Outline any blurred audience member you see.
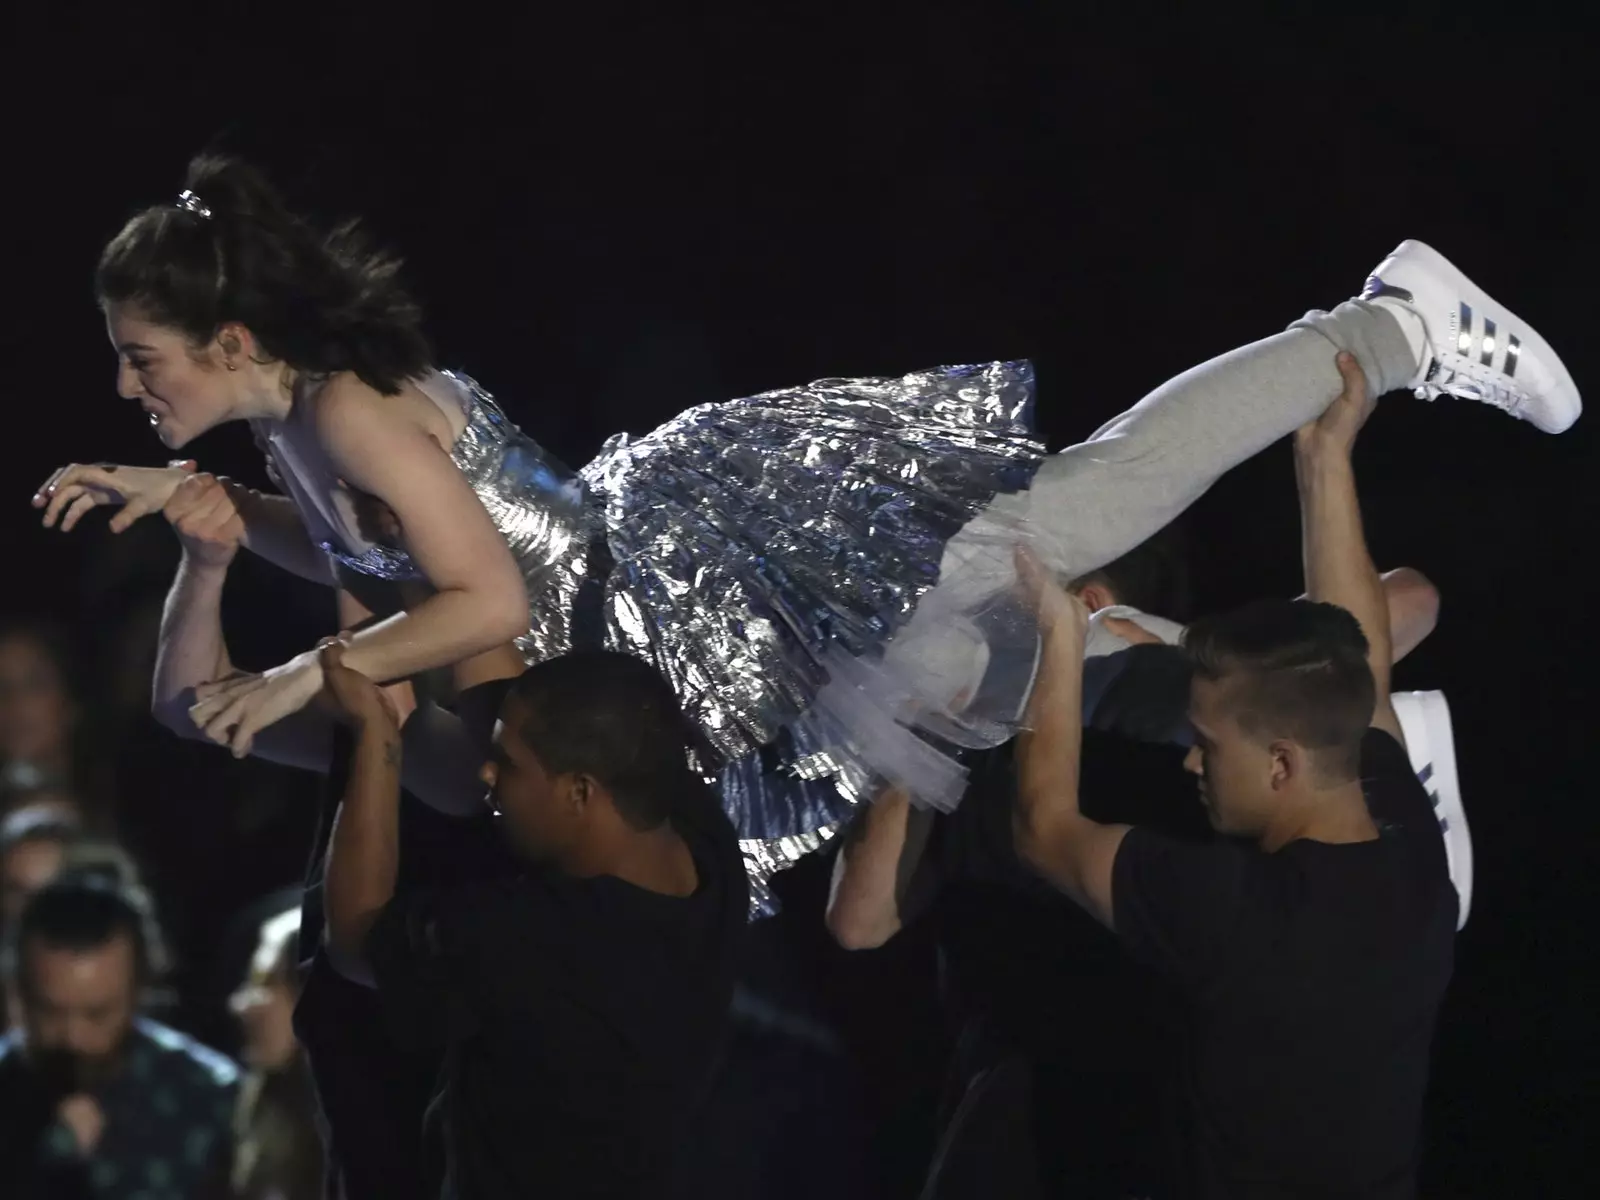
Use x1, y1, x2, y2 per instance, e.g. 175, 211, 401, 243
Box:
0, 621, 81, 782
0, 621, 110, 830
2, 808, 82, 927
1, 808, 85, 1029
230, 905, 322, 1200
0, 871, 238, 1198
1, 766, 85, 825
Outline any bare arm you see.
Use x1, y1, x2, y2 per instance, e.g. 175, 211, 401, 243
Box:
153, 554, 232, 711
1289, 567, 1438, 665
151, 477, 484, 811
825, 787, 938, 950
322, 704, 403, 988
221, 482, 336, 586
1295, 354, 1402, 743
150, 475, 335, 770
1012, 554, 1130, 928
1380, 567, 1439, 663
312, 380, 529, 685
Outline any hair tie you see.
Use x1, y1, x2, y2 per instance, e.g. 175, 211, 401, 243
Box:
176, 189, 213, 219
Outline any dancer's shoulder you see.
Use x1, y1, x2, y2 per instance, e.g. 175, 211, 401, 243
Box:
308, 371, 455, 461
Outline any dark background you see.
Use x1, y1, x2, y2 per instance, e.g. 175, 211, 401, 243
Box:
3, 9, 1593, 1195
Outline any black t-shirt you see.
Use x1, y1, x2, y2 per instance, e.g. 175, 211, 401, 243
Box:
1112, 728, 1457, 1198
294, 682, 517, 1200
366, 780, 748, 1200
934, 735, 1200, 1057
931, 734, 1199, 1197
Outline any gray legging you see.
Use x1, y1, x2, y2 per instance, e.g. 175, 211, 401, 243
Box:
958, 297, 1416, 588
886, 298, 1420, 716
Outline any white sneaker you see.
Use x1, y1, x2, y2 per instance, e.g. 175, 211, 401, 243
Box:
1391, 690, 1473, 930
1363, 240, 1581, 434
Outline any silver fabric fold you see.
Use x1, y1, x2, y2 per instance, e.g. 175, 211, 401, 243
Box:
316, 363, 1046, 916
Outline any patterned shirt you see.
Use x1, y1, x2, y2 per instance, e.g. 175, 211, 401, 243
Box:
0, 1018, 240, 1199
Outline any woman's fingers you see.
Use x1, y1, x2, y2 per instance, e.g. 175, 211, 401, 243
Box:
107, 497, 153, 535
33, 465, 72, 506
41, 484, 82, 527
191, 675, 260, 723
199, 692, 255, 746
59, 493, 101, 533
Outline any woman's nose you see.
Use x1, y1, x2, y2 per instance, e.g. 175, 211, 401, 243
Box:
116, 361, 143, 401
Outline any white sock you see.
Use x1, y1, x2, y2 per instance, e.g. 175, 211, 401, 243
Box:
1368, 295, 1432, 383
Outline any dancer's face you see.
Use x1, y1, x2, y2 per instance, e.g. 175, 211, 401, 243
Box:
105, 304, 243, 449
1183, 676, 1281, 837
480, 697, 585, 864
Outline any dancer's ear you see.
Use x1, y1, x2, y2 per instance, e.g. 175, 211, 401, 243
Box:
1076, 580, 1117, 614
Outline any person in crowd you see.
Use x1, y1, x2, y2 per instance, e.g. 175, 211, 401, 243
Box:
2, 807, 83, 928
1, 767, 86, 825
229, 903, 323, 1200
319, 641, 747, 1198
1008, 352, 1458, 1195
0, 621, 111, 828
0, 871, 239, 1198
2, 808, 85, 1030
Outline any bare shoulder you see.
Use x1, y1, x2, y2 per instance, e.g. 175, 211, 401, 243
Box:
308, 373, 425, 439
308, 374, 457, 454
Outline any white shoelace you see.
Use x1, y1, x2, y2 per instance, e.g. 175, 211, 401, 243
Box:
1416, 358, 1527, 418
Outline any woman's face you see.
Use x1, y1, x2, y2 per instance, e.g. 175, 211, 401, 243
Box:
231, 967, 299, 1071
0, 634, 74, 766
105, 304, 238, 449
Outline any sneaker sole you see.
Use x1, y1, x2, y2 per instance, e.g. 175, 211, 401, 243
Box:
1377, 239, 1580, 434
1391, 689, 1472, 930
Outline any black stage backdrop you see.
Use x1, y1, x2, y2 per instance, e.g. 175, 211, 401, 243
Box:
3, 9, 1593, 1196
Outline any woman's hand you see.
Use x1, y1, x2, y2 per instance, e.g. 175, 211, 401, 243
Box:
317, 639, 401, 733
35, 460, 197, 533
190, 650, 326, 759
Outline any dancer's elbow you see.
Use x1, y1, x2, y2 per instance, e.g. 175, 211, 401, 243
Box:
1382, 566, 1442, 661
324, 936, 376, 989
485, 602, 530, 648
151, 694, 203, 741
826, 901, 900, 952
474, 577, 530, 648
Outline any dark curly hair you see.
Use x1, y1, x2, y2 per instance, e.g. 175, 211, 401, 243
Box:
96, 154, 432, 395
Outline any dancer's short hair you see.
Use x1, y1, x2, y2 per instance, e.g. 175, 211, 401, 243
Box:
97, 154, 432, 395
1182, 599, 1376, 783
1071, 522, 1192, 620
507, 651, 711, 831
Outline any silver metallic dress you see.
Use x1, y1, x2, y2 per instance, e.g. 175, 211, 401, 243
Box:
297, 364, 1047, 914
